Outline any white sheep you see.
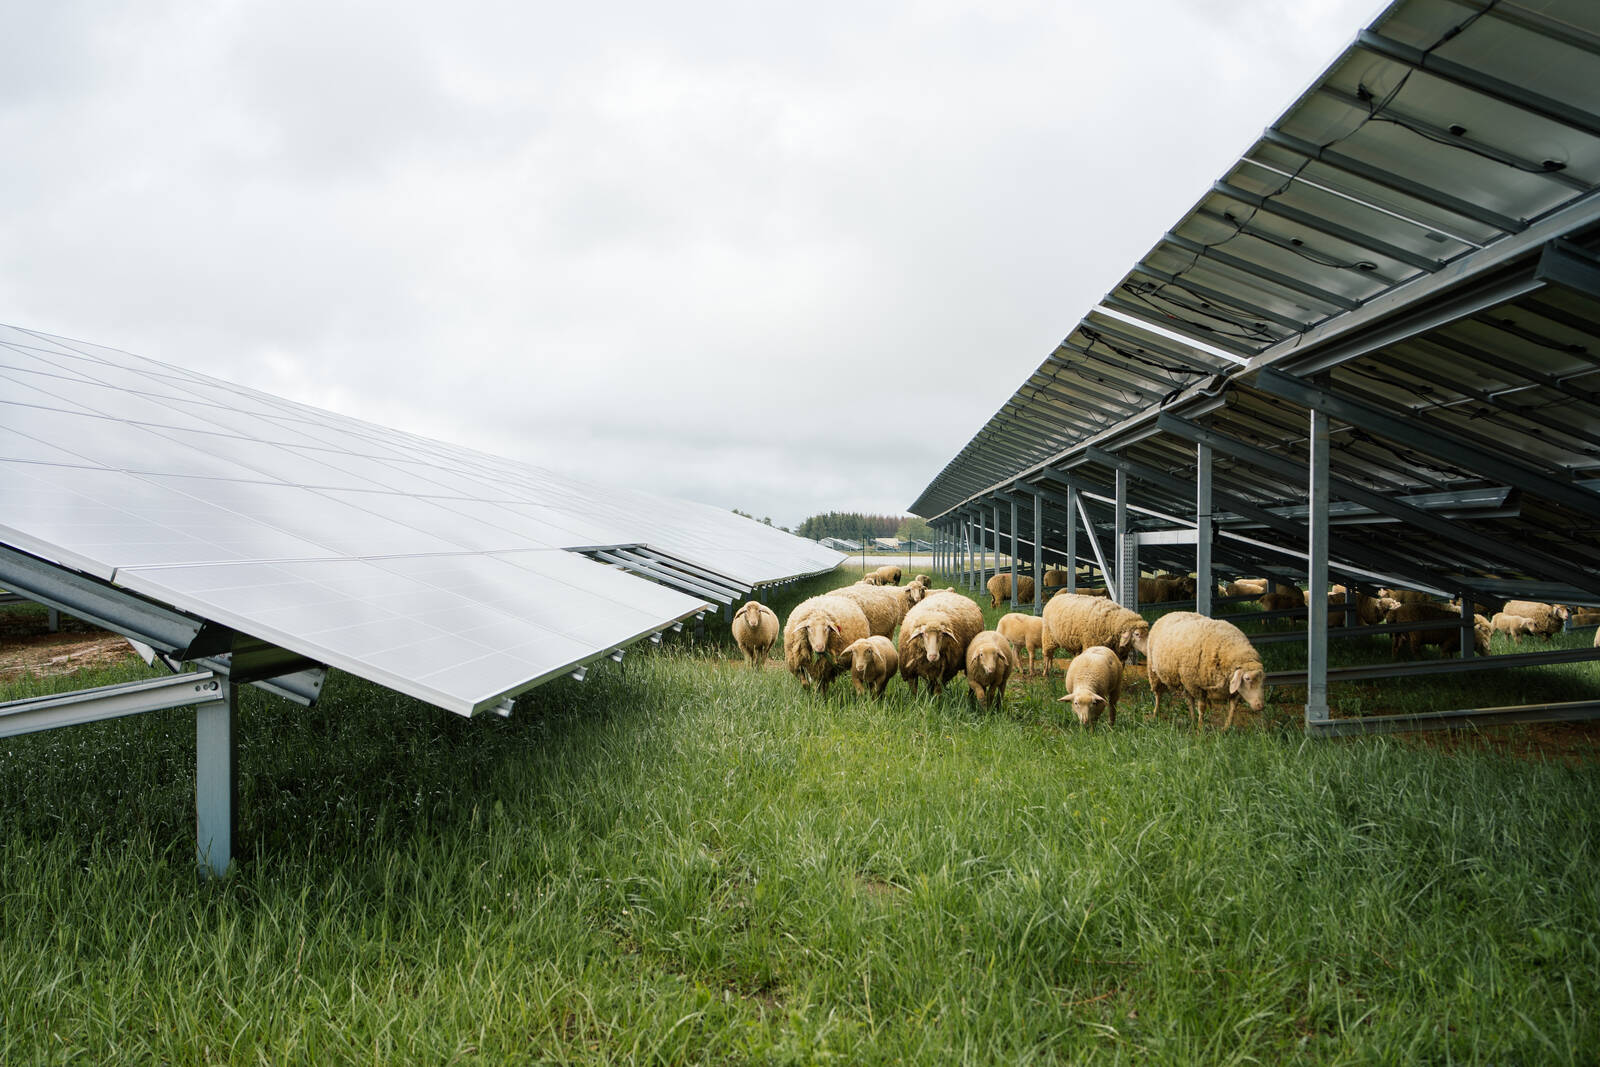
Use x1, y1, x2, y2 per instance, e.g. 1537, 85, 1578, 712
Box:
1224, 578, 1270, 597
1501, 600, 1570, 641
1057, 644, 1123, 727
1145, 611, 1266, 729
783, 594, 871, 697
870, 564, 903, 586
840, 635, 899, 699
730, 600, 779, 667
986, 572, 1035, 608
1040, 594, 1149, 675
965, 630, 1018, 710
1490, 611, 1538, 645
996, 612, 1044, 674
898, 591, 985, 697
829, 583, 909, 639
1383, 602, 1490, 657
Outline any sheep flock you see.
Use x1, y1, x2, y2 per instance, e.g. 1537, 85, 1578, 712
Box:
729, 563, 1594, 729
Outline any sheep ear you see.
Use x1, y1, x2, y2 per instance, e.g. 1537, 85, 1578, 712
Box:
1092, 695, 1107, 706
828, 622, 840, 635
1228, 667, 1244, 694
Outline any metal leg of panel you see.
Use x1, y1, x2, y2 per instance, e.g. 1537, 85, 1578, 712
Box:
1032, 493, 1043, 615
48, 607, 60, 632
1065, 486, 1078, 596
1196, 443, 1213, 617
1306, 409, 1331, 729
1460, 594, 1474, 660
1009, 498, 1019, 612
993, 504, 1001, 595
1114, 468, 1135, 612
195, 676, 237, 880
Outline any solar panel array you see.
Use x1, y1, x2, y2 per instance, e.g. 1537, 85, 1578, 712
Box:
911, 0, 1600, 604
0, 325, 840, 714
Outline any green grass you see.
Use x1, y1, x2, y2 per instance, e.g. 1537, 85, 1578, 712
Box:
1, 576, 1598, 1063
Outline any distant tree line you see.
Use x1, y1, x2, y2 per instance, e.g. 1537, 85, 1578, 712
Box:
793, 512, 930, 543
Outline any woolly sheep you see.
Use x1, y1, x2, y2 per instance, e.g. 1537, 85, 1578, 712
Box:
911, 574, 932, 587
1490, 611, 1538, 644
1383, 602, 1490, 658
1570, 609, 1600, 627
965, 630, 1018, 710
1379, 588, 1435, 605
1308, 590, 1393, 627
1144, 611, 1265, 729
900, 582, 929, 608
1040, 594, 1149, 675
1057, 644, 1123, 727
829, 583, 909, 639
870, 564, 903, 586
898, 591, 985, 697
840, 635, 899, 699
1258, 591, 1303, 614
1224, 578, 1270, 597
1042, 569, 1073, 588
1074, 586, 1110, 598
1138, 576, 1196, 604
996, 612, 1044, 673
730, 600, 779, 667
783, 595, 871, 697
1501, 600, 1570, 640
858, 573, 889, 586
985, 572, 1036, 608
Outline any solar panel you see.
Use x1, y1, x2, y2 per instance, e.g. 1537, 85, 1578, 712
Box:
0, 323, 841, 715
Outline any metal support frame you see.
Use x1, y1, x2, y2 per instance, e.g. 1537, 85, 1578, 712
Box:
1009, 498, 1019, 610
1307, 408, 1331, 728
1115, 468, 1137, 611
195, 677, 237, 879
1196, 443, 1213, 616
1032, 493, 1043, 615
1307, 700, 1600, 738
993, 503, 1001, 596
1066, 485, 1079, 596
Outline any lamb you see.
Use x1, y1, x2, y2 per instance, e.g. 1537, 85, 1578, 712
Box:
1490, 611, 1538, 645
900, 582, 929, 609
996, 612, 1045, 673
985, 572, 1036, 608
1501, 600, 1570, 641
840, 635, 899, 699
783, 594, 871, 697
1057, 644, 1123, 727
829, 583, 910, 639
1040, 594, 1149, 675
965, 630, 1018, 710
1144, 611, 1266, 729
1383, 602, 1490, 658
730, 600, 779, 667
870, 564, 903, 586
898, 591, 985, 697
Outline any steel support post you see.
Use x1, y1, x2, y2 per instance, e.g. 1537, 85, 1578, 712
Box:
1460, 594, 1475, 660
1009, 498, 1019, 611
1196, 443, 1213, 616
195, 676, 237, 879
993, 503, 1001, 595
1032, 492, 1043, 615
1114, 468, 1135, 611
1065, 485, 1079, 595
965, 515, 974, 588
1307, 409, 1331, 729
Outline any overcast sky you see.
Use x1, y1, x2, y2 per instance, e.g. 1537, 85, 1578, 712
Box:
3, 0, 1380, 529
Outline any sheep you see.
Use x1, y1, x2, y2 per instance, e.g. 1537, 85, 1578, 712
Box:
1258, 591, 1303, 614
858, 572, 889, 586
870, 564, 903, 586
829, 583, 909, 639
1570, 609, 1600, 627
1224, 578, 1270, 597
898, 591, 985, 697
1308, 590, 1394, 627
1490, 612, 1538, 645
1042, 569, 1074, 588
1057, 645, 1123, 727
783, 595, 871, 697
900, 582, 929, 608
1138, 576, 1196, 603
911, 574, 932, 587
730, 600, 779, 667
1074, 586, 1110, 598
1040, 594, 1149, 675
1501, 600, 1570, 641
965, 631, 1018, 710
985, 572, 1036, 608
840, 635, 899, 699
1383, 602, 1490, 658
1379, 588, 1435, 605
1144, 611, 1266, 729
996, 612, 1044, 674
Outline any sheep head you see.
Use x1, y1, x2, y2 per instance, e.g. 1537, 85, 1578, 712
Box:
1228, 664, 1267, 711
1058, 688, 1107, 726
739, 602, 764, 628
804, 617, 838, 658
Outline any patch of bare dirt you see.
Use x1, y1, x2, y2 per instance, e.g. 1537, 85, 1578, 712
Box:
0, 610, 140, 682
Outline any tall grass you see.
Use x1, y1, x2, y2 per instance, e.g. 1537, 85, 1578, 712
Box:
0, 575, 1596, 1062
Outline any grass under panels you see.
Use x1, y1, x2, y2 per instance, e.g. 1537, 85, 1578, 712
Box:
0, 578, 1597, 1062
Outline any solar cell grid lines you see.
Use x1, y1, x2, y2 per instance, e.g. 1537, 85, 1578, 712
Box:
0, 323, 841, 715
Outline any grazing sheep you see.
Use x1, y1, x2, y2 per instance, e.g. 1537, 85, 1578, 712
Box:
1570, 609, 1600, 627
783, 595, 871, 697
870, 565, 903, 586
1501, 600, 1570, 641
965, 631, 1018, 710
829, 583, 910, 639
1144, 612, 1266, 729
1042, 569, 1073, 588
1258, 591, 1303, 614
730, 600, 779, 667
900, 582, 929, 609
840, 635, 899, 699
1490, 612, 1538, 644
898, 591, 985, 697
1379, 588, 1435, 605
1040, 594, 1149, 675
996, 612, 1044, 673
1383, 602, 1490, 658
1224, 578, 1270, 597
858, 572, 889, 586
1308, 590, 1393, 627
1074, 586, 1110, 598
986, 572, 1036, 608
911, 574, 932, 587
1138, 576, 1196, 603
1058, 645, 1123, 727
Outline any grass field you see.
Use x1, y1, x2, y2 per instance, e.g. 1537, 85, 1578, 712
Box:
2, 574, 1598, 1063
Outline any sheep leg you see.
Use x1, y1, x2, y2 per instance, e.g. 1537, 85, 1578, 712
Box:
1223, 698, 1237, 731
